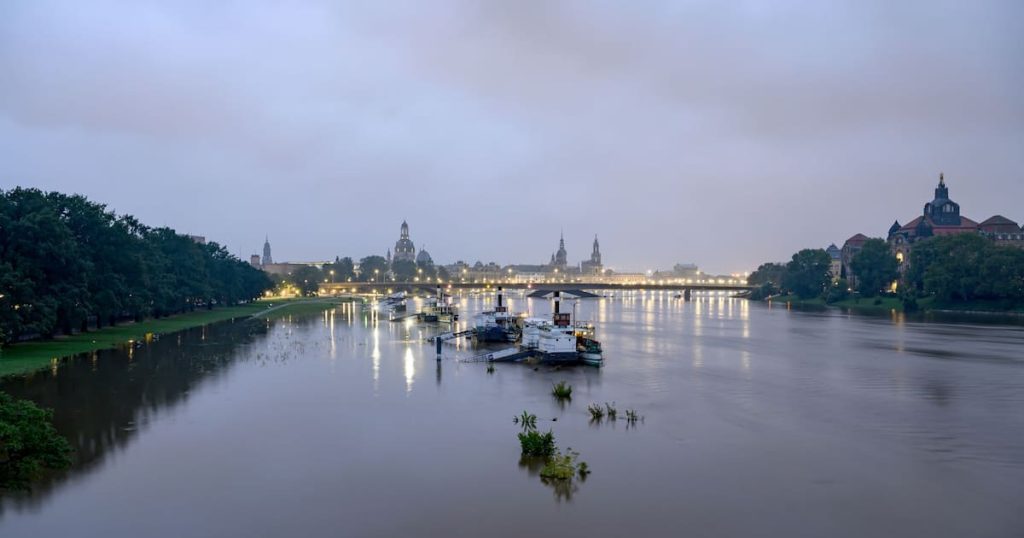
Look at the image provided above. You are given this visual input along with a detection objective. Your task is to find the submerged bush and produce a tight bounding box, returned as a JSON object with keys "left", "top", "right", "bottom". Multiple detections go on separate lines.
{"left": 518, "top": 430, "right": 556, "bottom": 457}
{"left": 540, "top": 448, "right": 587, "bottom": 480}
{"left": 604, "top": 402, "right": 618, "bottom": 420}
{"left": 0, "top": 392, "right": 72, "bottom": 489}
{"left": 587, "top": 403, "right": 604, "bottom": 420}
{"left": 551, "top": 381, "right": 573, "bottom": 400}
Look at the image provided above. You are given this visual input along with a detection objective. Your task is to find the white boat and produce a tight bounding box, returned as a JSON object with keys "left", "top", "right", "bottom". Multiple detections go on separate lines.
{"left": 519, "top": 292, "right": 582, "bottom": 363}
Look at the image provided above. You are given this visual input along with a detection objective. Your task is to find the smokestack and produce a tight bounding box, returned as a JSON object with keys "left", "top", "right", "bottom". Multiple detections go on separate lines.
{"left": 497, "top": 286, "right": 503, "bottom": 308}
{"left": 554, "top": 291, "right": 560, "bottom": 314}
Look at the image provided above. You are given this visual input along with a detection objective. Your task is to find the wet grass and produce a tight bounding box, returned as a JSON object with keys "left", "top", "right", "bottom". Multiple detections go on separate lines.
{"left": 0, "top": 298, "right": 351, "bottom": 377}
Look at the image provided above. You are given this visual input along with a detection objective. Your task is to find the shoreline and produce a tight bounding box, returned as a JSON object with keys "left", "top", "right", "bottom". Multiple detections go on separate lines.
{"left": 0, "top": 298, "right": 354, "bottom": 377}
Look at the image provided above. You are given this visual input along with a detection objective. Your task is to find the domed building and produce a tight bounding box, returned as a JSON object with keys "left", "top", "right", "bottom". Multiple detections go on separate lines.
{"left": 416, "top": 245, "right": 433, "bottom": 265}
{"left": 393, "top": 220, "right": 416, "bottom": 263}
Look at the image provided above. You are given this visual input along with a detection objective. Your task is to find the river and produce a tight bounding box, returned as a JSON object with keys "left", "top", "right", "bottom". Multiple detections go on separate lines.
{"left": 2, "top": 292, "right": 1022, "bottom": 537}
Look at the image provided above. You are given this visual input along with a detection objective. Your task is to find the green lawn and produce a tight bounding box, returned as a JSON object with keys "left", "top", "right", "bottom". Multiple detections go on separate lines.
{"left": 0, "top": 298, "right": 354, "bottom": 377}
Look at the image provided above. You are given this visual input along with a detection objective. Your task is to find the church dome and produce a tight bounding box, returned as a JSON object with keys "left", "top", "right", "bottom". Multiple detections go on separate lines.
{"left": 416, "top": 247, "right": 433, "bottom": 265}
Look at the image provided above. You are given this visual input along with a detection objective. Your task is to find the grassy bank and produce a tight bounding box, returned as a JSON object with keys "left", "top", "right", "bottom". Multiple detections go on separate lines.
{"left": 0, "top": 298, "right": 353, "bottom": 377}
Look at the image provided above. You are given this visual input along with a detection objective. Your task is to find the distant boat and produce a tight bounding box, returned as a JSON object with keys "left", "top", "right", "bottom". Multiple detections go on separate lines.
{"left": 474, "top": 287, "right": 521, "bottom": 342}
{"left": 420, "top": 286, "right": 458, "bottom": 323}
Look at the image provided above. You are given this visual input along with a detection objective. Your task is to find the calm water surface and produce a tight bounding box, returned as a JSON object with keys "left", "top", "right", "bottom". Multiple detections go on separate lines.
{"left": 2, "top": 292, "right": 1023, "bottom": 537}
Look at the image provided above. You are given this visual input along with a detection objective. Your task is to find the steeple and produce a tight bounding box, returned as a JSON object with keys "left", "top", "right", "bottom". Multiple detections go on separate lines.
{"left": 933, "top": 172, "right": 950, "bottom": 202}
{"left": 262, "top": 235, "right": 273, "bottom": 265}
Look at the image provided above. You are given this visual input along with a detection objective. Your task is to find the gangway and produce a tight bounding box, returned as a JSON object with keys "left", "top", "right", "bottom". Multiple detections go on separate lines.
{"left": 389, "top": 313, "right": 419, "bottom": 322}
{"left": 429, "top": 328, "right": 476, "bottom": 343}
{"left": 461, "top": 347, "right": 534, "bottom": 363}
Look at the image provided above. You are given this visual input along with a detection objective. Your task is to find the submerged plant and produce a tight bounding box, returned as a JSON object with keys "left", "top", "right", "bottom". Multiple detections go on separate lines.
{"left": 625, "top": 409, "right": 643, "bottom": 424}
{"left": 486, "top": 363, "right": 495, "bottom": 374}
{"left": 540, "top": 448, "right": 585, "bottom": 480}
{"left": 518, "top": 430, "right": 556, "bottom": 457}
{"left": 587, "top": 403, "right": 604, "bottom": 421}
{"left": 513, "top": 410, "right": 537, "bottom": 431}
{"left": 604, "top": 402, "right": 618, "bottom": 420}
{"left": 551, "top": 381, "right": 573, "bottom": 400}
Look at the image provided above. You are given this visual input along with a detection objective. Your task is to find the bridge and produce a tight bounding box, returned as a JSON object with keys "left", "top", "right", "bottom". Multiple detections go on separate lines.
{"left": 319, "top": 281, "right": 753, "bottom": 295}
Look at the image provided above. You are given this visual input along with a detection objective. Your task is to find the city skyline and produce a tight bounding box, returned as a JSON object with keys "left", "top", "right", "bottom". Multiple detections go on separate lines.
{"left": 2, "top": 1, "right": 1022, "bottom": 274}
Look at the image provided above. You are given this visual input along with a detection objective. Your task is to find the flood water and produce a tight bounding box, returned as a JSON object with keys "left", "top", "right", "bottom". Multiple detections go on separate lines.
{"left": 2, "top": 292, "right": 1023, "bottom": 537}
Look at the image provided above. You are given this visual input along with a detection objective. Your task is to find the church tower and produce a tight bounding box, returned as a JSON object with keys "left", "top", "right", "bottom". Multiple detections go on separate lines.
{"left": 923, "top": 173, "right": 961, "bottom": 226}
{"left": 262, "top": 236, "right": 273, "bottom": 265}
{"left": 553, "top": 232, "right": 568, "bottom": 269}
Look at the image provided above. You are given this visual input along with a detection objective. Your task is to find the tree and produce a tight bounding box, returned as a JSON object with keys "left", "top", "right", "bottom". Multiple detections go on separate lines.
{"left": 910, "top": 233, "right": 1024, "bottom": 303}
{"left": 0, "top": 392, "right": 72, "bottom": 489}
{"left": 0, "top": 188, "right": 272, "bottom": 345}
{"left": 392, "top": 260, "right": 417, "bottom": 282}
{"left": 782, "top": 249, "right": 832, "bottom": 299}
{"left": 849, "top": 238, "right": 899, "bottom": 297}
{"left": 747, "top": 262, "right": 786, "bottom": 299}
{"left": 747, "top": 262, "right": 786, "bottom": 287}
{"left": 358, "top": 256, "right": 388, "bottom": 282}
{"left": 326, "top": 257, "right": 355, "bottom": 282}
{"left": 290, "top": 266, "right": 324, "bottom": 296}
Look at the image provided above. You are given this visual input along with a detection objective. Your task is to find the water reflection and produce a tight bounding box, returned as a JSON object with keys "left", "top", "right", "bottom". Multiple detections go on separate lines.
{"left": 2, "top": 297, "right": 1023, "bottom": 538}
{"left": 0, "top": 318, "right": 266, "bottom": 515}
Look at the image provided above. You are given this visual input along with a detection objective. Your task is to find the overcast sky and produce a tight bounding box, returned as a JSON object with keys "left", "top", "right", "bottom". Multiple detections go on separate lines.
{"left": 2, "top": 1, "right": 1021, "bottom": 274}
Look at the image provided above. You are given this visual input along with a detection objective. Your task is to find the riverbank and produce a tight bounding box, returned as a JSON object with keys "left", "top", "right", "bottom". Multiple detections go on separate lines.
{"left": 0, "top": 298, "right": 354, "bottom": 377}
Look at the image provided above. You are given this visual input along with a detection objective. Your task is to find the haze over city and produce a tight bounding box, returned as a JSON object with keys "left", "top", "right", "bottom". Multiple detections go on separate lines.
{"left": 2, "top": 1, "right": 1021, "bottom": 273}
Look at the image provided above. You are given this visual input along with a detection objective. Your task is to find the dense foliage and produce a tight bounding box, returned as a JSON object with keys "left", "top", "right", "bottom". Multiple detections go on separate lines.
{"left": 750, "top": 233, "right": 1024, "bottom": 308}
{"left": 0, "top": 188, "right": 271, "bottom": 345}
{"left": 782, "top": 249, "right": 833, "bottom": 299}
{"left": 908, "top": 234, "right": 1024, "bottom": 302}
{"left": 849, "top": 238, "right": 900, "bottom": 297}
{"left": 0, "top": 392, "right": 72, "bottom": 489}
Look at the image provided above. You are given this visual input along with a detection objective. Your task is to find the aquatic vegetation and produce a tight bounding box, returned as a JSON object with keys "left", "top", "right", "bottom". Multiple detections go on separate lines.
{"left": 604, "top": 402, "right": 618, "bottom": 420}
{"left": 625, "top": 409, "right": 643, "bottom": 424}
{"left": 0, "top": 392, "right": 72, "bottom": 489}
{"left": 540, "top": 448, "right": 587, "bottom": 481}
{"left": 513, "top": 410, "right": 537, "bottom": 431}
{"left": 486, "top": 363, "right": 495, "bottom": 374}
{"left": 587, "top": 403, "right": 604, "bottom": 420}
{"left": 518, "top": 430, "right": 556, "bottom": 457}
{"left": 551, "top": 381, "right": 573, "bottom": 400}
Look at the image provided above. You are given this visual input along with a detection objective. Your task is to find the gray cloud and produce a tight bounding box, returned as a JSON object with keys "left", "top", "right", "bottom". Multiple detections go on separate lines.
{"left": 2, "top": 0, "right": 1021, "bottom": 273}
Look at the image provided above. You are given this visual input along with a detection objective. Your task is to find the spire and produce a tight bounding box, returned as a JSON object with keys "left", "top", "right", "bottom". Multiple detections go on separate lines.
{"left": 939, "top": 172, "right": 945, "bottom": 187}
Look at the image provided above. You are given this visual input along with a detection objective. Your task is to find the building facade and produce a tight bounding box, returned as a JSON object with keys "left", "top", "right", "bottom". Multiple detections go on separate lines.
{"left": 888, "top": 174, "right": 1024, "bottom": 273}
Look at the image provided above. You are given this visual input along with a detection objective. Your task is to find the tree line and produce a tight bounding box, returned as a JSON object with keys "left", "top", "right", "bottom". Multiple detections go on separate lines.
{"left": 281, "top": 255, "right": 451, "bottom": 296}
{"left": 748, "top": 234, "right": 1024, "bottom": 307}
{"left": 0, "top": 188, "right": 272, "bottom": 345}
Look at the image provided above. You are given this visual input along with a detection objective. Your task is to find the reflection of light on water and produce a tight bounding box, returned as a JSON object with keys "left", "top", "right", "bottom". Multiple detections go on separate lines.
{"left": 372, "top": 327, "right": 380, "bottom": 386}
{"left": 328, "top": 309, "right": 336, "bottom": 359}
{"left": 741, "top": 349, "right": 751, "bottom": 373}
{"left": 404, "top": 346, "right": 415, "bottom": 393}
